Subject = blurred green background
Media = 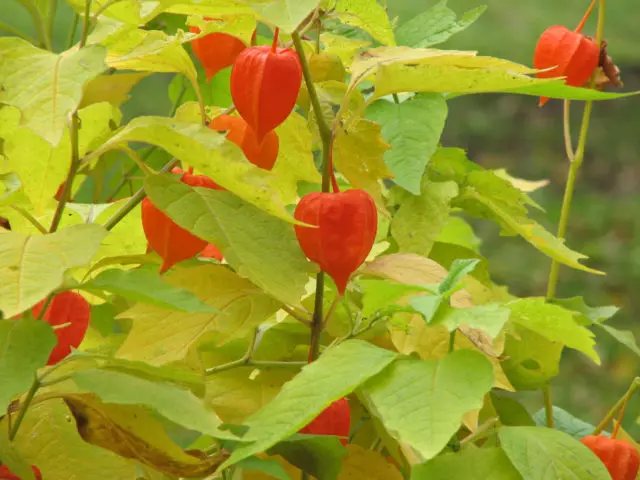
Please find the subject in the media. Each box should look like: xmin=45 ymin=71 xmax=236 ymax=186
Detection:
xmin=1 ymin=0 xmax=638 ymax=435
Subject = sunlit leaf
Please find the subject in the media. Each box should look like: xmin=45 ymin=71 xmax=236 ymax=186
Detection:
xmin=396 ymin=1 xmax=486 ymax=48
xmin=80 ymin=72 xmax=151 ymax=109
xmin=320 ymin=33 xmax=370 ymax=67
xmin=63 ymin=395 xmax=227 ymax=477
xmin=499 ymin=426 xmax=611 ymax=480
xmin=144 ymin=175 xmax=311 ymax=304
xmin=0 ymin=426 xmax=36 ymax=480
xmin=338 ymin=445 xmax=403 ymax=479
xmin=221 ymin=340 xmax=398 ymax=468
xmin=507 ymin=298 xmax=598 ymax=363
xmin=361 ymin=350 xmax=493 ymax=461
xmin=0 ymin=319 xmax=56 ymax=412
xmin=0 ymin=224 xmax=107 ymax=318
xmin=116 ymin=265 xmax=281 ymax=365
xmin=366 ymin=94 xmax=448 ymax=194
xmin=65 ymin=0 xmax=172 ymax=24
xmin=85 ymin=116 xmax=298 ymax=221
xmin=333 ymin=118 xmax=393 ymax=208
xmin=334 ymin=0 xmax=395 ymax=46
xmin=242 ymin=0 xmax=318 ymax=33
xmin=81 ymin=268 xmax=216 ymax=313
xmin=0 ymin=38 xmax=107 ymax=145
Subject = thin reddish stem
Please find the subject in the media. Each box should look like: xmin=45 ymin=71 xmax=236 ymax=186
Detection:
xmin=328 ymin=139 xmax=339 ymax=193
xmin=271 ymin=27 xmax=280 ymax=52
xmin=250 ymin=28 xmax=257 ymax=46
xmin=575 ymin=0 xmax=597 ymax=33
xmin=611 ymin=399 xmax=628 ymax=439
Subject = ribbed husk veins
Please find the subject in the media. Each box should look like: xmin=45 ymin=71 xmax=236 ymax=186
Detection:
xmin=209 ymin=114 xmax=279 ymax=171
xmin=534 ymin=25 xmax=600 ymax=106
xmin=294 ymin=190 xmax=377 ymax=295
xmin=580 ymin=435 xmax=640 ymax=480
xmin=190 ymin=26 xmax=246 ymax=81
xmin=230 ymin=45 xmax=302 ymax=142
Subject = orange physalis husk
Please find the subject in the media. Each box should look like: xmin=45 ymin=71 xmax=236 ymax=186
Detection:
xmin=200 ymin=243 xmax=224 ymax=261
xmin=294 ymin=189 xmax=377 ymax=295
xmin=299 ymin=398 xmax=351 ymax=446
xmin=142 ymin=167 xmax=220 ymax=273
xmin=209 ymin=114 xmax=279 ymax=171
xmin=533 ymin=1 xmax=599 ymax=107
xmin=190 ymin=21 xmax=247 ymax=81
xmin=230 ymin=40 xmax=302 ymax=142
xmin=580 ymin=435 xmax=640 ymax=480
xmin=31 ymin=291 xmax=91 ymax=366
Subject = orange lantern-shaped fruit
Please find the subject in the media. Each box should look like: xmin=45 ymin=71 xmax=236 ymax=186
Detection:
xmin=580 ymin=435 xmax=640 ymax=480
xmin=299 ymin=398 xmax=351 ymax=446
xmin=190 ymin=20 xmax=247 ymax=81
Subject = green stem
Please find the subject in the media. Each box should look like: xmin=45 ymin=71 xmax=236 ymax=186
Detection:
xmin=292 ymin=31 xmax=334 ymax=362
xmin=562 ymin=101 xmax=574 ymax=162
xmin=66 ymin=13 xmax=80 ymax=49
xmin=49 ymin=113 xmax=81 ymax=233
xmin=102 ymin=158 xmax=179 ymax=231
xmin=36 ymin=295 xmax=54 ymax=320
xmin=79 ymin=0 xmax=93 ymax=48
xmin=592 ymin=377 xmax=640 ymax=435
xmin=46 ymin=0 xmax=57 ymax=50
xmin=0 ymin=20 xmax=38 ymax=44
xmin=460 ymin=417 xmax=499 ymax=447
xmin=448 ymin=329 xmax=456 ymax=353
xmin=10 ymin=206 xmax=47 ymax=234
xmin=543 ymin=384 xmax=554 ymax=428
xmin=23 ymin=3 xmax=50 ymax=50
xmin=9 ymin=376 xmax=40 ymax=441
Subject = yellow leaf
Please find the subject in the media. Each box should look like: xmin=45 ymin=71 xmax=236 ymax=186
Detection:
xmin=494 ymin=168 xmax=549 ymax=193
xmin=320 ymin=32 xmax=370 ymax=67
xmin=333 ymin=118 xmax=393 ymax=209
xmin=272 ymin=113 xmax=321 ymax=189
xmin=334 ymin=0 xmax=396 ymax=46
xmin=63 ymin=394 xmax=228 ymax=478
xmin=187 ymin=14 xmax=257 ymax=45
xmin=80 ymin=72 xmax=150 ymax=109
xmin=116 ymin=265 xmax=281 ymax=365
xmin=338 ymin=445 xmax=403 ymax=479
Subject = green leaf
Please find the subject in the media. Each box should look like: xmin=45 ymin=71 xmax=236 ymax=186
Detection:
xmin=116 ymin=265 xmax=281 ymax=365
xmin=507 ymin=298 xmax=599 ymax=363
xmin=532 ymin=406 xmax=598 ymax=440
xmin=333 ymin=118 xmax=393 ymax=209
xmin=0 ymin=224 xmax=107 ymax=318
xmin=79 ymin=72 xmax=150 ymax=109
xmin=366 ymin=94 xmax=448 ymax=194
xmin=268 ymin=435 xmax=348 ymax=480
xmin=361 ymin=349 xmax=493 ymax=461
xmin=0 ymin=319 xmax=56 ymax=413
xmin=437 ymin=303 xmax=510 ymax=338
xmin=4 ymin=102 xmax=121 ymax=215
xmin=489 ymin=392 xmax=535 ymax=427
xmin=501 ymin=325 xmax=563 ymax=391
xmin=5 ymin=400 xmax=138 ymax=479
xmin=220 ymin=340 xmax=398 ymax=469
xmin=86 ymin=116 xmax=297 ymax=222
xmin=81 ymin=268 xmax=216 ymax=313
xmin=499 ymin=426 xmax=612 ymax=480
xmin=237 ymin=456 xmax=292 ymax=480
xmin=66 ymin=0 xmax=170 ymax=24
xmin=396 ymin=1 xmax=486 ymax=48
xmin=0 ymin=38 xmax=107 ymax=145
xmin=359 ymin=279 xmax=425 ymax=318
xmin=409 ymin=294 xmax=444 ymax=324
xmin=102 ymin=29 xmax=197 ymax=82
xmin=437 ymin=217 xmax=482 ymax=251
xmin=391 ymin=181 xmax=459 ymax=256
xmin=411 ymin=447 xmax=521 ymax=480
xmin=597 ymin=324 xmax=640 ymax=358
xmin=334 ymin=0 xmax=396 ymax=45
xmin=144 ymin=175 xmax=310 ymax=305
xmin=243 ymin=0 xmax=318 ymax=33
xmin=439 ymin=258 xmax=480 ymax=294
xmin=0 ymin=172 xmax=24 ymax=207
xmin=68 ymin=369 xmax=225 ymax=437
xmin=552 ymin=297 xmax=619 ymax=325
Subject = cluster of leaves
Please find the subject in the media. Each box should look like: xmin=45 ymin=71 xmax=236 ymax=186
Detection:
xmin=1 ymin=0 xmax=640 ymax=479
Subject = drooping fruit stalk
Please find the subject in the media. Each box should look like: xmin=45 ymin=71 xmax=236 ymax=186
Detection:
xmin=533 ymin=0 xmax=600 ymax=106
xmin=299 ymin=398 xmax=351 ymax=446
xmin=580 ymin=436 xmax=639 ymax=480
xmin=190 ymin=19 xmax=247 ymax=81
xmin=209 ymin=114 xmax=279 ymax=170
xmin=31 ymin=291 xmax=90 ymax=366
xmin=230 ymin=28 xmax=302 ymax=141
xmin=294 ymin=189 xmax=377 ymax=295
xmin=0 ymin=465 xmax=42 ymax=480
xmin=142 ymin=167 xmax=220 ymax=273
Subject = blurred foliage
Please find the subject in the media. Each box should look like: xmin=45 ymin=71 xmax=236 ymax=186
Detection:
xmin=1 ymin=0 xmax=638 ymax=436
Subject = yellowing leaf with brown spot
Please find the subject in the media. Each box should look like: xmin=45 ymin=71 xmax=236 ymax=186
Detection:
xmin=116 ymin=265 xmax=281 ymax=365
xmin=62 ymin=394 xmax=227 ymax=478
xmin=333 ymin=118 xmax=393 ymax=209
